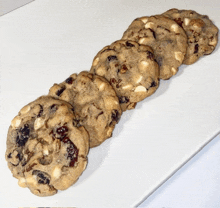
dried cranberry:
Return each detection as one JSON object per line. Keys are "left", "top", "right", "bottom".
{"left": 146, "top": 51, "right": 154, "bottom": 60}
{"left": 119, "top": 64, "right": 128, "bottom": 74}
{"left": 62, "top": 138, "right": 79, "bottom": 167}
{"left": 62, "top": 137, "right": 70, "bottom": 143}
{"left": 17, "top": 153, "right": 23, "bottom": 161}
{"left": 107, "top": 55, "right": 118, "bottom": 62}
{"left": 32, "top": 170, "right": 50, "bottom": 184}
{"left": 111, "top": 110, "right": 120, "bottom": 123}
{"left": 67, "top": 147, "right": 78, "bottom": 167}
{"left": 16, "top": 124, "right": 30, "bottom": 147}
{"left": 149, "top": 28, "right": 156, "bottom": 39}
{"left": 150, "top": 81, "right": 157, "bottom": 88}
{"left": 65, "top": 77, "right": 73, "bottom": 84}
{"left": 194, "top": 44, "right": 199, "bottom": 54}
{"left": 119, "top": 96, "right": 129, "bottom": 104}
{"left": 37, "top": 105, "right": 43, "bottom": 117}
{"left": 56, "top": 87, "right": 66, "bottom": 96}
{"left": 56, "top": 126, "right": 68, "bottom": 138}
{"left": 174, "top": 18, "right": 183, "bottom": 27}
{"left": 69, "top": 159, "right": 77, "bottom": 167}
{"left": 126, "top": 41, "right": 134, "bottom": 47}
{"left": 50, "top": 104, "right": 58, "bottom": 112}
{"left": 110, "top": 78, "right": 117, "bottom": 84}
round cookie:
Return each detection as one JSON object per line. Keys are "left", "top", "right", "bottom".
{"left": 90, "top": 40, "right": 160, "bottom": 111}
{"left": 48, "top": 71, "right": 122, "bottom": 148}
{"left": 5, "top": 96, "right": 89, "bottom": 196}
{"left": 162, "top": 8, "right": 219, "bottom": 65}
{"left": 122, "top": 15, "right": 188, "bottom": 80}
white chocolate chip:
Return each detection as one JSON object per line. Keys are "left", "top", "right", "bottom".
{"left": 114, "top": 100, "right": 119, "bottom": 105}
{"left": 171, "top": 24, "right": 179, "bottom": 33}
{"left": 175, "top": 51, "right": 184, "bottom": 63}
{"left": 11, "top": 116, "right": 21, "bottom": 128}
{"left": 140, "top": 61, "right": 149, "bottom": 67}
{"left": 34, "top": 118, "right": 45, "bottom": 130}
{"left": 93, "top": 57, "right": 99, "bottom": 66}
{"left": 43, "top": 147, "right": 49, "bottom": 155}
{"left": 122, "top": 84, "right": 133, "bottom": 90}
{"left": 184, "top": 18, "right": 190, "bottom": 26}
{"left": 193, "top": 24, "right": 199, "bottom": 29}
{"left": 26, "top": 175, "right": 37, "bottom": 186}
{"left": 209, "top": 38, "right": 217, "bottom": 46}
{"left": 139, "top": 38, "right": 146, "bottom": 44}
{"left": 139, "top": 60, "right": 149, "bottom": 72}
{"left": 95, "top": 66, "right": 106, "bottom": 76}
{"left": 140, "top": 17, "right": 148, "bottom": 23}
{"left": 136, "top": 75, "right": 143, "bottom": 83}
{"left": 18, "top": 177, "right": 27, "bottom": 188}
{"left": 171, "top": 67, "right": 178, "bottom": 75}
{"left": 138, "top": 37, "right": 154, "bottom": 45}
{"left": 172, "top": 13, "right": 180, "bottom": 18}
{"left": 145, "top": 22, "right": 154, "bottom": 29}
{"left": 52, "top": 166, "right": 62, "bottom": 179}
{"left": 134, "top": 86, "right": 147, "bottom": 92}
{"left": 20, "top": 105, "right": 31, "bottom": 115}
{"left": 98, "top": 83, "right": 105, "bottom": 91}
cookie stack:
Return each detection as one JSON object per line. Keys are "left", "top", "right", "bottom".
{"left": 5, "top": 8, "right": 218, "bottom": 197}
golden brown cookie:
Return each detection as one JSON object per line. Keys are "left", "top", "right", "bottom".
{"left": 162, "top": 8, "right": 219, "bottom": 65}
{"left": 49, "top": 71, "right": 122, "bottom": 147}
{"left": 122, "top": 15, "right": 188, "bottom": 80}
{"left": 90, "top": 40, "right": 160, "bottom": 111}
{"left": 5, "top": 96, "right": 89, "bottom": 196}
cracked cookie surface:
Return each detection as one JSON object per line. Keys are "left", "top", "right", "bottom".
{"left": 49, "top": 71, "right": 122, "bottom": 147}
{"left": 5, "top": 96, "right": 89, "bottom": 196}
{"left": 90, "top": 40, "right": 160, "bottom": 111}
{"left": 122, "top": 15, "right": 187, "bottom": 80}
{"left": 162, "top": 8, "right": 219, "bottom": 65}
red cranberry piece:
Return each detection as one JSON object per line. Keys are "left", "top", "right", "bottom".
{"left": 174, "top": 18, "right": 183, "bottom": 27}
{"left": 150, "top": 81, "right": 157, "bottom": 88}
{"left": 37, "top": 104, "right": 43, "bottom": 117}
{"left": 119, "top": 96, "right": 129, "bottom": 104}
{"left": 50, "top": 104, "right": 58, "bottom": 113}
{"left": 62, "top": 137, "right": 70, "bottom": 143}
{"left": 111, "top": 109, "right": 120, "bottom": 123}
{"left": 194, "top": 44, "right": 199, "bottom": 54}
{"left": 65, "top": 77, "right": 73, "bottom": 84}
{"left": 32, "top": 170, "right": 50, "bottom": 184}
{"left": 126, "top": 41, "right": 134, "bottom": 47}
{"left": 69, "top": 158, "right": 78, "bottom": 167}
{"left": 56, "top": 126, "right": 68, "bottom": 136}
{"left": 67, "top": 142, "right": 78, "bottom": 167}
{"left": 149, "top": 28, "right": 156, "bottom": 39}
{"left": 146, "top": 51, "right": 154, "bottom": 60}
{"left": 107, "top": 55, "right": 118, "bottom": 62}
{"left": 56, "top": 87, "right": 66, "bottom": 96}
{"left": 16, "top": 124, "right": 30, "bottom": 147}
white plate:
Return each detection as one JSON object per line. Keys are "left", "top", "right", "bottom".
{"left": 0, "top": 1, "right": 220, "bottom": 207}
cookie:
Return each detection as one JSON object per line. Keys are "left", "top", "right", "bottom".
{"left": 5, "top": 96, "right": 89, "bottom": 196}
{"left": 90, "top": 40, "right": 160, "bottom": 111}
{"left": 122, "top": 15, "right": 188, "bottom": 80}
{"left": 162, "top": 8, "right": 219, "bottom": 65}
{"left": 48, "top": 71, "right": 122, "bottom": 148}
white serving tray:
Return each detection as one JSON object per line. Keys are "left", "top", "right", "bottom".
{"left": 0, "top": 1, "right": 220, "bottom": 207}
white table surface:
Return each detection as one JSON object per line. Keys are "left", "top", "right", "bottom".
{"left": 0, "top": 0, "right": 220, "bottom": 207}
